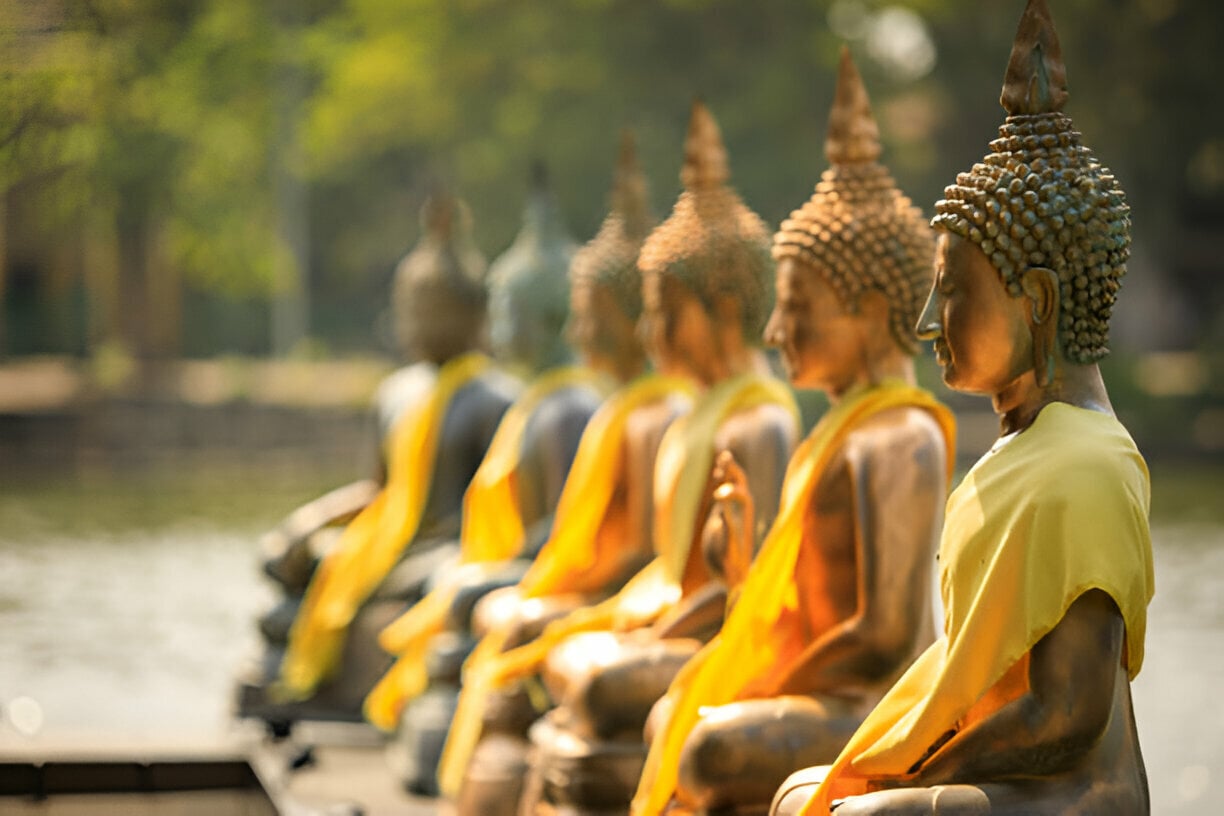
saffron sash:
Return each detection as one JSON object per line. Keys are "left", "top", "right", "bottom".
{"left": 479, "top": 373, "right": 800, "bottom": 702}
{"left": 436, "top": 374, "right": 697, "bottom": 796}
{"left": 799, "top": 402, "right": 1153, "bottom": 813}
{"left": 362, "top": 365, "right": 604, "bottom": 730}
{"left": 632, "top": 382, "right": 955, "bottom": 815}
{"left": 278, "top": 352, "right": 493, "bottom": 698}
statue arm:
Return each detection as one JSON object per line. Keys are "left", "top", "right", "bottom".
{"left": 723, "top": 405, "right": 797, "bottom": 551}
{"left": 903, "top": 589, "right": 1124, "bottom": 787}
{"left": 518, "top": 392, "right": 599, "bottom": 557}
{"left": 773, "top": 416, "right": 945, "bottom": 697}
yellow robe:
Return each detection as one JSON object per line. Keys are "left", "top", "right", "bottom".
{"left": 477, "top": 374, "right": 800, "bottom": 699}
{"left": 363, "top": 365, "right": 604, "bottom": 730}
{"left": 278, "top": 352, "right": 493, "bottom": 699}
{"left": 632, "top": 382, "right": 956, "bottom": 816}
{"left": 436, "top": 374, "right": 698, "bottom": 797}
{"left": 800, "top": 402, "right": 1154, "bottom": 813}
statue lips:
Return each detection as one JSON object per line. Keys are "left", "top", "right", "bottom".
{"left": 932, "top": 340, "right": 951, "bottom": 368}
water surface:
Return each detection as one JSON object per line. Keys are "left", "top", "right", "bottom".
{"left": 0, "top": 461, "right": 1219, "bottom": 812}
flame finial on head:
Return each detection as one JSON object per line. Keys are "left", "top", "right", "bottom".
{"left": 640, "top": 101, "right": 773, "bottom": 341}
{"left": 680, "top": 99, "right": 730, "bottom": 191}
{"left": 773, "top": 46, "right": 934, "bottom": 354}
{"left": 392, "top": 181, "right": 487, "bottom": 361}
{"left": 611, "top": 129, "right": 652, "bottom": 240}
{"left": 570, "top": 131, "right": 655, "bottom": 320}
{"left": 420, "top": 185, "right": 457, "bottom": 240}
{"left": 1000, "top": 0, "right": 1068, "bottom": 115}
{"left": 825, "top": 46, "right": 882, "bottom": 166}
{"left": 932, "top": 0, "right": 1131, "bottom": 365}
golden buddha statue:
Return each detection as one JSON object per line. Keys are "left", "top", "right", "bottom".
{"left": 502, "top": 100, "right": 802, "bottom": 815}
{"left": 773, "top": 2, "right": 1153, "bottom": 814}
{"left": 631, "top": 47, "right": 957, "bottom": 816}
{"left": 364, "top": 164, "right": 610, "bottom": 794}
{"left": 438, "top": 131, "right": 703, "bottom": 816}
{"left": 240, "top": 190, "right": 521, "bottom": 726}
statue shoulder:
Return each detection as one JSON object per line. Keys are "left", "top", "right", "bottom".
{"left": 625, "top": 394, "right": 689, "bottom": 444}
{"left": 523, "top": 380, "right": 604, "bottom": 442}
{"left": 373, "top": 362, "right": 439, "bottom": 435}
{"left": 714, "top": 400, "right": 801, "bottom": 460}
{"left": 443, "top": 367, "right": 522, "bottom": 439}
{"left": 843, "top": 405, "right": 949, "bottom": 477}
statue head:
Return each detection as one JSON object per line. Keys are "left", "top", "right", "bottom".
{"left": 391, "top": 188, "right": 488, "bottom": 365}
{"left": 767, "top": 47, "right": 935, "bottom": 394}
{"left": 488, "top": 162, "right": 579, "bottom": 374}
{"left": 638, "top": 100, "right": 773, "bottom": 384}
{"left": 920, "top": 0, "right": 1130, "bottom": 395}
{"left": 567, "top": 130, "right": 654, "bottom": 383}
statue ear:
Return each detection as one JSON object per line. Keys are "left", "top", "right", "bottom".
{"left": 1020, "top": 267, "right": 1060, "bottom": 387}
{"left": 713, "top": 293, "right": 743, "bottom": 334}
{"left": 857, "top": 289, "right": 889, "bottom": 322}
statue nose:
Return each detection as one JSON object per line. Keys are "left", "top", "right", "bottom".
{"left": 915, "top": 291, "right": 942, "bottom": 340}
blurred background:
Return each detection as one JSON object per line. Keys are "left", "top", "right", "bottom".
{"left": 0, "top": 0, "right": 1221, "bottom": 813}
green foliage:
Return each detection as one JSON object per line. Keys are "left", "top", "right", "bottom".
{"left": 2, "top": 0, "right": 1221, "bottom": 360}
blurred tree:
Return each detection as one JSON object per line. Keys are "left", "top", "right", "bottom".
{"left": 0, "top": 0, "right": 1220, "bottom": 364}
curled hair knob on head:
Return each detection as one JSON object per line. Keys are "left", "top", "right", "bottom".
{"left": 638, "top": 100, "right": 773, "bottom": 341}
{"left": 772, "top": 46, "right": 935, "bottom": 354}
{"left": 931, "top": 0, "right": 1130, "bottom": 364}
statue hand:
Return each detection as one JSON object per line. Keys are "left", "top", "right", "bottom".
{"left": 704, "top": 450, "right": 755, "bottom": 592}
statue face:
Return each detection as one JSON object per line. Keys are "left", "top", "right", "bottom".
{"left": 640, "top": 271, "right": 719, "bottom": 384}
{"left": 917, "top": 232, "right": 1034, "bottom": 395}
{"left": 567, "top": 280, "right": 642, "bottom": 379}
{"left": 489, "top": 280, "right": 558, "bottom": 371}
{"left": 763, "top": 257, "right": 870, "bottom": 394}
{"left": 396, "top": 284, "right": 484, "bottom": 365}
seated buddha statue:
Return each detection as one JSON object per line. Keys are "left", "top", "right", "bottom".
{"left": 773, "top": 2, "right": 1153, "bottom": 814}
{"left": 503, "top": 100, "right": 802, "bottom": 815}
{"left": 239, "top": 190, "right": 520, "bottom": 726}
{"left": 437, "top": 130, "right": 701, "bottom": 814}
{"left": 363, "top": 163, "right": 609, "bottom": 793}
{"left": 631, "top": 47, "right": 957, "bottom": 816}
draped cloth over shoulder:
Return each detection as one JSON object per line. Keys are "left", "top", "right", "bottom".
{"left": 278, "top": 352, "right": 493, "bottom": 699}
{"left": 362, "top": 366, "right": 604, "bottom": 730}
{"left": 435, "top": 374, "right": 697, "bottom": 796}
{"left": 632, "top": 383, "right": 956, "bottom": 816}
{"left": 798, "top": 402, "right": 1154, "bottom": 813}
{"left": 477, "top": 374, "right": 799, "bottom": 693}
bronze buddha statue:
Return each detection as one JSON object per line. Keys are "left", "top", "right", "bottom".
{"left": 773, "top": 2, "right": 1153, "bottom": 814}
{"left": 631, "top": 47, "right": 957, "bottom": 816}
{"left": 515, "top": 100, "right": 802, "bottom": 815}
{"left": 240, "top": 189, "right": 519, "bottom": 727}
{"left": 443, "top": 130, "right": 702, "bottom": 816}
{"left": 367, "top": 164, "right": 609, "bottom": 795}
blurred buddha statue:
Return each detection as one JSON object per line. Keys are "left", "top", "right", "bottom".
{"left": 241, "top": 189, "right": 520, "bottom": 726}
{"left": 364, "top": 163, "right": 609, "bottom": 794}
{"left": 438, "top": 131, "right": 700, "bottom": 815}
{"left": 505, "top": 100, "right": 802, "bottom": 815}
{"left": 773, "top": 3, "right": 1154, "bottom": 814}
{"left": 632, "top": 47, "right": 957, "bottom": 816}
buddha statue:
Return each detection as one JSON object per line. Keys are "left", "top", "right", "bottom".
{"left": 631, "top": 47, "right": 957, "bottom": 816}
{"left": 773, "top": 3, "right": 1154, "bottom": 814}
{"left": 439, "top": 130, "right": 702, "bottom": 816}
{"left": 364, "top": 163, "right": 609, "bottom": 794}
{"left": 239, "top": 189, "right": 521, "bottom": 727}
{"left": 503, "top": 100, "right": 802, "bottom": 815}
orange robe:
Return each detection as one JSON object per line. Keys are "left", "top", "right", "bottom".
{"left": 362, "top": 366, "right": 605, "bottom": 730}
{"left": 632, "top": 382, "right": 956, "bottom": 816}
{"left": 476, "top": 373, "right": 801, "bottom": 698}
{"left": 435, "top": 373, "right": 697, "bottom": 796}
{"left": 278, "top": 352, "right": 493, "bottom": 699}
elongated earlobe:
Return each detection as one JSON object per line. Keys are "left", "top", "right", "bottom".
{"left": 1021, "top": 267, "right": 1059, "bottom": 387}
